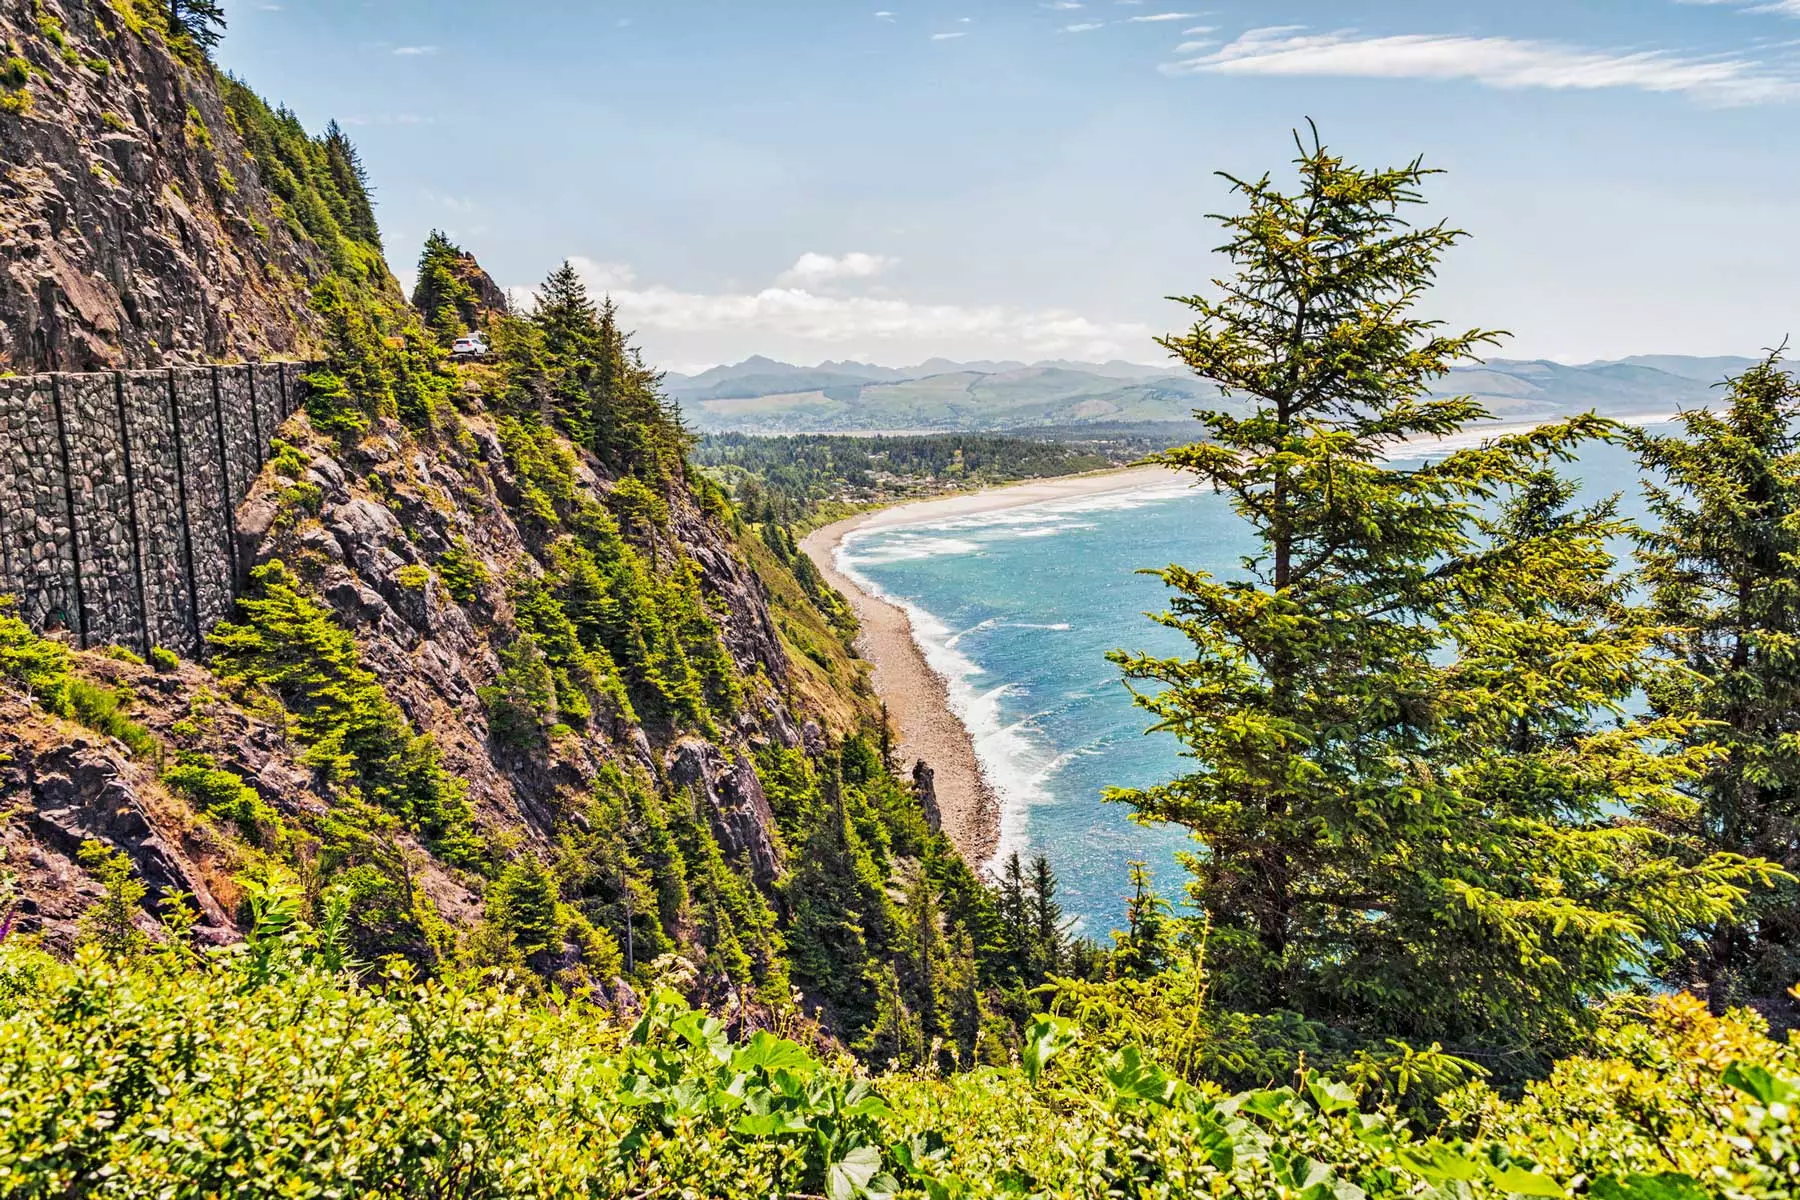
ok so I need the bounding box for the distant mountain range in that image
[665,354,1757,435]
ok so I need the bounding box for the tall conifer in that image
[1633,354,1800,1014]
[1110,127,1772,1055]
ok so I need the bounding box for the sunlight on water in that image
[838,431,1663,936]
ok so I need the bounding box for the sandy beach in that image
[799,465,1187,869]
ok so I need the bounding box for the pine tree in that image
[1108,126,1771,1055]
[1111,862,1171,979]
[414,231,480,346]
[168,0,226,51]
[489,857,561,960]
[1632,353,1800,1013]
[1028,854,1066,977]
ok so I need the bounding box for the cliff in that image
[0,5,993,1054]
[0,0,364,370]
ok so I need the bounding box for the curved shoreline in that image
[799,465,1186,871]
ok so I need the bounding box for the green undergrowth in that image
[0,935,1791,1199]
[0,601,155,757]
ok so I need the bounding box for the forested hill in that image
[672,353,1757,433]
[0,0,1029,1068]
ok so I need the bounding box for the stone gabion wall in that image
[0,362,317,658]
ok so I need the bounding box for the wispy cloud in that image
[1062,22,1107,32]
[1165,26,1800,105]
[1128,11,1198,21]
[874,10,895,19]
[392,44,437,56]
[1679,0,1800,17]
[532,257,1151,361]
[931,30,967,40]
[1044,1,1084,8]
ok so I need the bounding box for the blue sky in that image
[219,1,1800,371]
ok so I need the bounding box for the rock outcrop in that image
[0,0,336,370]
[667,737,783,887]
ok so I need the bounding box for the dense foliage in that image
[0,936,1792,1199]
[1633,356,1800,1007]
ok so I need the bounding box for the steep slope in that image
[0,0,379,370]
[0,27,998,1056]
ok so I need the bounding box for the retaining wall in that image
[0,362,317,657]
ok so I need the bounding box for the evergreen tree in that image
[1108,127,1770,1055]
[168,0,226,51]
[1028,854,1067,977]
[1632,354,1800,1013]
[1111,862,1171,979]
[489,857,560,959]
[322,121,381,247]
[414,231,481,345]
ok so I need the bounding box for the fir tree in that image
[1112,862,1171,979]
[414,231,481,346]
[322,121,380,247]
[1028,854,1067,977]
[1632,353,1800,1013]
[1108,126,1771,1054]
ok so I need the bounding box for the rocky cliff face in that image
[0,0,333,370]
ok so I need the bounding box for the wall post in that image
[47,374,88,649]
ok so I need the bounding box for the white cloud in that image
[1044,1,1084,8]
[1182,24,1215,34]
[932,30,967,40]
[1062,21,1107,32]
[392,44,437,56]
[1174,39,1214,52]
[776,252,898,287]
[532,257,1152,361]
[874,10,895,18]
[1128,11,1198,21]
[1166,27,1800,105]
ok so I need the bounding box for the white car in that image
[450,333,489,358]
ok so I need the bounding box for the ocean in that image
[835,428,1661,938]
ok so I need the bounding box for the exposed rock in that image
[0,716,232,943]
[801,720,826,758]
[667,737,783,886]
[912,759,941,833]
[0,0,334,370]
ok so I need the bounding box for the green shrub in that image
[64,678,157,758]
[0,56,29,89]
[0,945,1791,1200]
[437,538,488,603]
[1,609,158,757]
[148,646,179,673]
[396,563,431,591]
[163,751,280,844]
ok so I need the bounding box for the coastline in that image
[798,465,1187,870]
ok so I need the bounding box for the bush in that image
[437,537,488,604]
[162,751,280,844]
[0,944,1792,1200]
[149,646,179,673]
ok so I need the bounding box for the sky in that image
[218,1,1800,373]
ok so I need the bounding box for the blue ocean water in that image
[837,429,1662,938]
